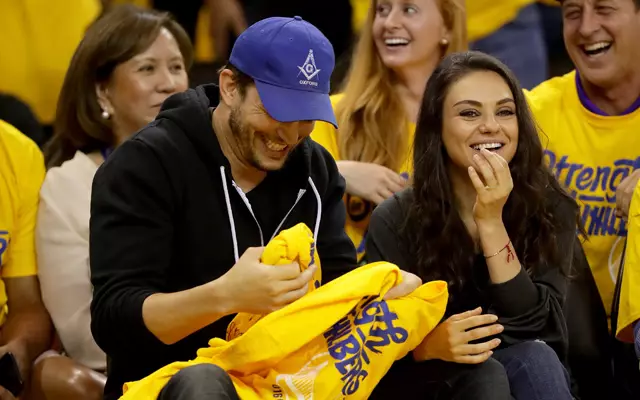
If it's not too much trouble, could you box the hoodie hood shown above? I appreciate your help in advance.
[156,84,313,187]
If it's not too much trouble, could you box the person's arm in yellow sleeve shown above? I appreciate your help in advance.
[310,120,407,205]
[0,141,52,393]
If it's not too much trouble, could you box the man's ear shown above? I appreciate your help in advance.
[218,69,240,107]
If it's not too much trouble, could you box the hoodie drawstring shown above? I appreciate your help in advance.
[220,166,322,263]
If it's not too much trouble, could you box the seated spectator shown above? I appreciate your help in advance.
[0,120,101,400]
[366,52,578,399]
[526,0,640,394]
[35,2,192,388]
[311,0,467,263]
[88,16,420,400]
[527,0,639,314]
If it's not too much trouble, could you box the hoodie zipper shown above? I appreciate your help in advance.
[221,166,308,262]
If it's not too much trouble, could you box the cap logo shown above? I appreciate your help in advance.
[297,49,320,87]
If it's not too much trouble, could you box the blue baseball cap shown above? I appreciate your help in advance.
[229,16,337,128]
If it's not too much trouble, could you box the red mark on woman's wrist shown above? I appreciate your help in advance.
[506,243,515,263]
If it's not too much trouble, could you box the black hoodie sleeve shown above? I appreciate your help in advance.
[90,137,173,356]
[314,146,358,284]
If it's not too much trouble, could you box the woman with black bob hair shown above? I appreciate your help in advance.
[367,51,579,399]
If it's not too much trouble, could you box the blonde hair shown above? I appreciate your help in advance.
[336,0,467,170]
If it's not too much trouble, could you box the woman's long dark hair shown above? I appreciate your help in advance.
[405,51,579,291]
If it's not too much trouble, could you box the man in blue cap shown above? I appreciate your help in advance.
[89,16,420,400]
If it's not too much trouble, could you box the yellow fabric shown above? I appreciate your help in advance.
[526,70,640,317]
[0,1,101,124]
[227,223,322,340]
[121,228,449,400]
[351,0,371,33]
[466,0,534,42]
[616,181,640,342]
[0,120,45,327]
[310,94,415,262]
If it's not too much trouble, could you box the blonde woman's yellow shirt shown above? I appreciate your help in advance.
[310,94,415,263]
[466,0,534,41]
[526,71,640,317]
[0,120,45,326]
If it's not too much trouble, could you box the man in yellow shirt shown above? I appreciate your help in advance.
[0,120,51,398]
[526,0,640,395]
[0,121,106,400]
[527,0,640,320]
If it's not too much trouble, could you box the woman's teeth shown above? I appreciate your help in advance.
[385,38,410,46]
[472,143,503,151]
[265,138,286,151]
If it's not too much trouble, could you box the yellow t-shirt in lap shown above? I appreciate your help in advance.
[526,71,640,317]
[121,225,448,400]
[310,94,415,262]
[0,120,45,326]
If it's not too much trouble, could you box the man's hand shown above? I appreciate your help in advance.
[208,0,247,60]
[218,247,316,314]
[384,270,422,300]
[616,170,640,220]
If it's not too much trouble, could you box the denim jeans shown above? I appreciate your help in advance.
[493,341,573,400]
[371,341,572,400]
[471,4,548,90]
[158,364,240,400]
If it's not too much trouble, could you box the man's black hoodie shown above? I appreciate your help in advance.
[89,84,357,399]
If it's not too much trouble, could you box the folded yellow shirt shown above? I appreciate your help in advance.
[227,223,322,340]
[616,182,640,343]
[121,226,448,400]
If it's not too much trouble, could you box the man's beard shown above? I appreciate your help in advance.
[228,106,264,171]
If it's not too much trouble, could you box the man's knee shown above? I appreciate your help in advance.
[160,364,238,400]
[476,357,510,384]
[455,358,511,400]
[172,364,229,384]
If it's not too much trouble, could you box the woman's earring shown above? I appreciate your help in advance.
[440,38,449,46]
[101,110,110,119]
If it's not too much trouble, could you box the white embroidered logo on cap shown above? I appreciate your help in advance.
[298,49,320,87]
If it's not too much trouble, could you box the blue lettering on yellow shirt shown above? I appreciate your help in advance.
[545,151,639,236]
[0,230,8,266]
[323,295,409,396]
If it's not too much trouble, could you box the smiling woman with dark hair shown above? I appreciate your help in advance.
[367,51,581,400]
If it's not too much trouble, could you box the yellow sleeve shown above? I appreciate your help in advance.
[2,126,45,278]
[310,121,341,161]
[616,180,640,342]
